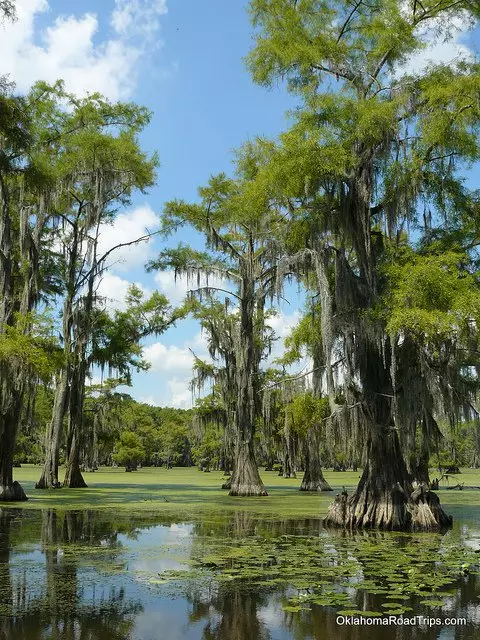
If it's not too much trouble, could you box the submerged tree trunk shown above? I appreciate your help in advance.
[0,383,27,502]
[63,416,87,488]
[300,427,331,491]
[325,337,451,530]
[229,266,267,497]
[229,441,267,496]
[324,428,451,530]
[0,431,27,502]
[282,433,297,478]
[36,369,69,489]
[0,180,31,503]
[63,363,87,489]
[63,428,87,489]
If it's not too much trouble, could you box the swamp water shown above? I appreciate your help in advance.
[1,506,480,638]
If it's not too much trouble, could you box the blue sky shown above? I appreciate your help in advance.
[0,1,478,407]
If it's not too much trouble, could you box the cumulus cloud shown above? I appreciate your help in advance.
[111,0,167,40]
[267,310,301,340]
[96,272,152,312]
[97,205,159,273]
[0,0,168,100]
[141,330,213,408]
[167,378,193,409]
[398,8,476,76]
[143,342,194,376]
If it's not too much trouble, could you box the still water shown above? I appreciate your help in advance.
[1,507,480,639]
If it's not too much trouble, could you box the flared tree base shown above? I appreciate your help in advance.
[63,464,88,489]
[228,461,268,495]
[35,471,61,490]
[324,483,452,531]
[229,482,268,497]
[0,481,28,502]
[300,478,332,492]
[221,476,232,490]
[300,462,332,492]
[228,442,268,497]
[300,429,329,490]
[35,480,61,489]
[325,429,452,531]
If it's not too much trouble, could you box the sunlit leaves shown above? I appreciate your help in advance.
[382,250,480,338]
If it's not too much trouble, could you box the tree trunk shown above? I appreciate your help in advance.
[63,392,87,488]
[411,443,431,487]
[0,392,27,502]
[36,369,69,489]
[325,337,451,530]
[264,453,275,472]
[300,427,331,491]
[229,266,267,497]
[63,347,87,488]
[63,427,87,488]
[324,425,452,530]
[229,441,268,496]
[282,433,297,478]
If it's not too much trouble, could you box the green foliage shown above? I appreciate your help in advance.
[94,394,192,468]
[112,431,145,470]
[288,391,329,436]
[91,285,182,384]
[0,313,62,380]
[382,250,480,338]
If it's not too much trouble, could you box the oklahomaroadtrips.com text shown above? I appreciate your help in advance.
[336,616,467,626]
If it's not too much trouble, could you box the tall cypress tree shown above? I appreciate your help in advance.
[246,0,480,529]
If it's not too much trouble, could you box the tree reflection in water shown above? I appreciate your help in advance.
[0,508,480,640]
[0,508,142,640]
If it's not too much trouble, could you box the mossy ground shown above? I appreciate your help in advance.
[9,465,480,518]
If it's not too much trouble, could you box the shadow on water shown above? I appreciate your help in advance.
[0,508,479,639]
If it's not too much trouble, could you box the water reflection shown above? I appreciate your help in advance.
[0,509,141,640]
[0,508,479,639]
[186,584,271,640]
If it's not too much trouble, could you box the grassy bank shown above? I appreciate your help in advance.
[7,465,480,518]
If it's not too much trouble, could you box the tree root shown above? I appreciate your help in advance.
[0,481,28,502]
[229,482,268,496]
[35,476,61,489]
[221,476,232,490]
[300,478,333,492]
[324,483,452,531]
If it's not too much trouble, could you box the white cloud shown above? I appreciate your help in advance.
[0,0,168,100]
[167,378,193,409]
[154,271,229,306]
[187,330,210,356]
[111,0,167,40]
[141,330,213,408]
[96,272,152,312]
[398,9,476,76]
[97,205,159,273]
[137,378,193,409]
[267,309,301,340]
[143,342,194,376]
[265,309,303,367]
